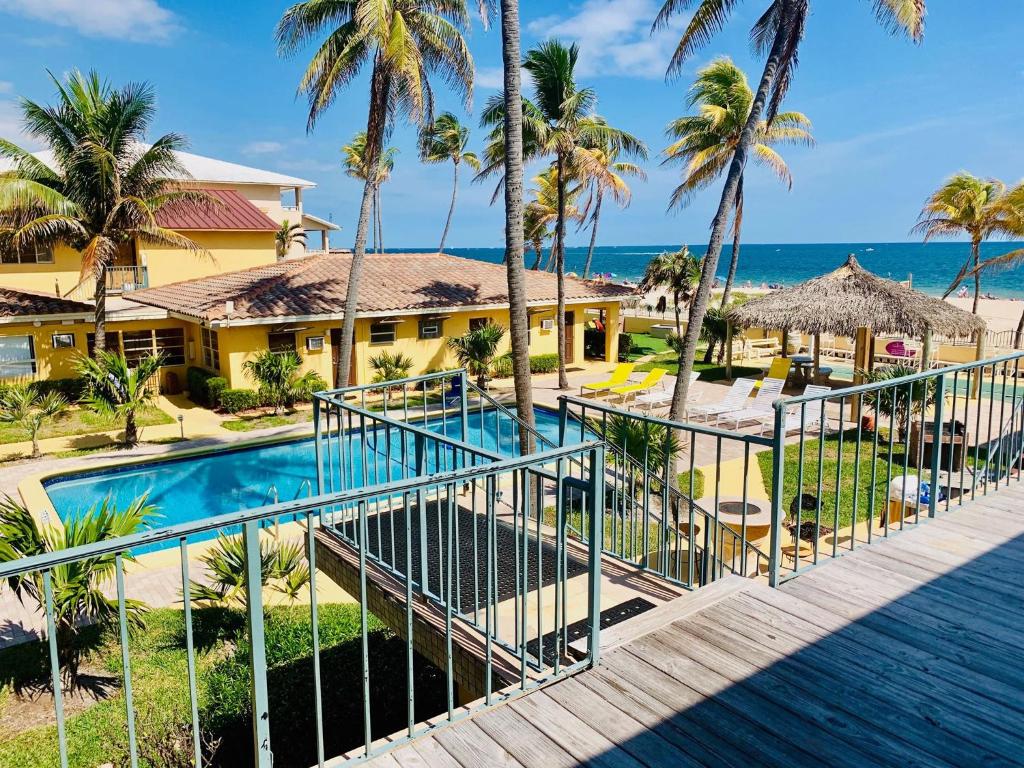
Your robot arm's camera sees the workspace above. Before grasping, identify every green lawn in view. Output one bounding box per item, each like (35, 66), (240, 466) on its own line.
(0, 605), (446, 768)
(221, 410), (311, 432)
(0, 406), (174, 445)
(624, 333), (670, 360)
(756, 428), (914, 530)
(636, 352), (762, 382)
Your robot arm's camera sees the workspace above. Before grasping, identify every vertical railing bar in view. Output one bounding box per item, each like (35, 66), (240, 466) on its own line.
(179, 538), (202, 768)
(851, 395), (863, 548)
(445, 483), (455, 721)
(832, 396), (845, 558)
(43, 570), (68, 768)
(900, 382), (913, 531)
(356, 500), (373, 756)
(793, 403), (806, 574)
(305, 510), (325, 768)
(947, 370), (959, 512)
(115, 554), (139, 768)
(485, 473), (495, 704)
(972, 368), (985, 500)
(403, 489), (415, 736)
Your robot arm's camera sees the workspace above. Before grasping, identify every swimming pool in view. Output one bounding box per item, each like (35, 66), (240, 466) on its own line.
(44, 407), (579, 548)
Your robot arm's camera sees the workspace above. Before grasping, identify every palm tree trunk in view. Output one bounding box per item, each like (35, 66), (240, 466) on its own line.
(971, 238), (981, 315)
(499, 0), (536, 454)
(1015, 307), (1024, 349)
(439, 161), (458, 255)
(31, 434), (40, 459)
(530, 242), (543, 270)
(720, 176), (744, 309)
(376, 188), (384, 255)
(93, 268), (107, 356)
(673, 289), (682, 337)
(668, 0), (800, 421)
(371, 194), (378, 253)
(544, 241), (556, 271)
(555, 153), (569, 390)
(125, 410), (138, 447)
(582, 191), (603, 279)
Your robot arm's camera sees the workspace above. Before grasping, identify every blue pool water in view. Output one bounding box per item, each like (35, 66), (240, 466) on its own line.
(44, 407), (578, 548)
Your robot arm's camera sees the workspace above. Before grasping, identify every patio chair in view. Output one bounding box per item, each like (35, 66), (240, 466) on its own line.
(757, 384), (832, 435)
(633, 371), (699, 411)
(688, 377), (757, 422)
(715, 377), (786, 428)
(609, 368), (668, 403)
(580, 362), (635, 397)
(443, 375), (463, 407)
(755, 356), (793, 388)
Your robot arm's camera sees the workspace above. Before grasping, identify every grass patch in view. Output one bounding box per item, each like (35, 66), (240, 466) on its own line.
(0, 406), (173, 445)
(365, 393), (442, 413)
(624, 333), (670, 359)
(756, 428), (914, 530)
(221, 411), (310, 432)
(636, 352), (762, 382)
(0, 604), (447, 768)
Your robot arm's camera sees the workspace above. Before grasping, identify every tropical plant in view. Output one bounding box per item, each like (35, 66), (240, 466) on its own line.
(0, 493), (155, 687)
(479, 40), (647, 390)
(638, 247), (702, 337)
(275, 219), (306, 260)
(446, 322), (506, 389)
(0, 385), (68, 458)
(653, 0), (926, 421)
(523, 199), (551, 271)
(0, 72), (209, 354)
(859, 363), (936, 439)
(913, 172), (1024, 314)
(664, 57), (813, 307)
(342, 131), (399, 255)
(603, 414), (681, 489)
(526, 166), (584, 271)
(419, 112), (481, 255)
(698, 305), (738, 364)
(76, 350), (162, 447)
(579, 144), (646, 279)
(188, 533), (310, 608)
(369, 350), (414, 402)
(276, 0), (474, 390)
(242, 350), (322, 416)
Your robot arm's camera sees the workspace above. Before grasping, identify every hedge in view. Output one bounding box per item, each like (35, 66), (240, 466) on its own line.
(0, 378), (87, 403)
(187, 367), (227, 407)
(529, 353), (559, 373)
(218, 388), (263, 414)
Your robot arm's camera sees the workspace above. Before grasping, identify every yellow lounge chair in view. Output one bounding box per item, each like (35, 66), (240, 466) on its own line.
(580, 363), (635, 396)
(755, 356), (793, 388)
(610, 368), (668, 401)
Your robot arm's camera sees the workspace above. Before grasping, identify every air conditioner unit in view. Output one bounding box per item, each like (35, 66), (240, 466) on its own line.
(540, 318), (555, 330)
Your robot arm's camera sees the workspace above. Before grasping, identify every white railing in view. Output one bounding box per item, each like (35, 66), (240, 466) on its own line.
(63, 266), (149, 302)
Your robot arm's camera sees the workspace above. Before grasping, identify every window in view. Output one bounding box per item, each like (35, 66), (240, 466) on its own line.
(0, 336), (36, 378)
(369, 322), (396, 344)
(418, 318), (443, 340)
(32, 244), (54, 264)
(122, 330), (155, 364)
(268, 332), (297, 355)
(1, 244), (53, 264)
(469, 318), (488, 332)
(86, 332), (120, 358)
(305, 336), (324, 352)
(155, 328), (186, 365)
(51, 333), (75, 349)
(201, 327), (220, 370)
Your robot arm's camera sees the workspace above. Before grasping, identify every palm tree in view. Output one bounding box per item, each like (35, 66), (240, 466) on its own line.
(0, 70), (208, 354)
(523, 199), (551, 270)
(913, 172), (1024, 314)
(276, 0), (473, 390)
(419, 112), (481, 255)
(653, 0), (926, 421)
(527, 167), (584, 271)
(189, 533), (310, 608)
(638, 247), (702, 337)
(447, 322), (506, 389)
(0, 493), (154, 687)
(579, 144), (646, 279)
(243, 349), (323, 415)
(664, 57), (812, 307)
(0, 385), (68, 458)
(76, 350), (162, 446)
(275, 219), (306, 260)
(480, 40), (646, 389)
(342, 132), (398, 255)
(369, 350), (414, 402)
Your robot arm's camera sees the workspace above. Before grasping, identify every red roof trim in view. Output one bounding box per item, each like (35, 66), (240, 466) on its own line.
(154, 189), (279, 232)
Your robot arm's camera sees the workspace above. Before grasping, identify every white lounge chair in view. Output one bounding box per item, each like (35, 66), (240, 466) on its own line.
(687, 378), (757, 422)
(757, 384), (832, 435)
(715, 377), (786, 428)
(633, 371), (699, 411)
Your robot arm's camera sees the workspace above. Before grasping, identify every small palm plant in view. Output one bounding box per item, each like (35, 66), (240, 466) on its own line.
(242, 350), (323, 416)
(369, 351), (414, 403)
(0, 493), (155, 688)
(603, 414), (681, 490)
(859, 364), (936, 440)
(0, 385), (68, 458)
(275, 219), (306, 260)
(188, 533), (310, 608)
(446, 323), (506, 389)
(76, 350), (162, 447)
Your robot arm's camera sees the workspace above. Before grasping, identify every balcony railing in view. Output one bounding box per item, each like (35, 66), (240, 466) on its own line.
(63, 265), (149, 302)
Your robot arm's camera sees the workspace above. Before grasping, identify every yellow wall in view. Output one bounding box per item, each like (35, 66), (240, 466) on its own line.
(214, 321), (338, 389)
(140, 230), (276, 287)
(0, 246), (86, 296)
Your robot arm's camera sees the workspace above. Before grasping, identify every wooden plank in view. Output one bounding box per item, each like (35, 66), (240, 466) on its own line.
(647, 621), (951, 768)
(735, 589), (1024, 717)
(937, 506), (1024, 537)
(433, 720), (525, 768)
(543, 676), (702, 768)
(473, 703), (578, 768)
(409, 738), (464, 768)
(623, 633), (868, 768)
(926, 516), (1024, 550)
(693, 602), (1023, 765)
(365, 753), (403, 768)
(509, 690), (647, 768)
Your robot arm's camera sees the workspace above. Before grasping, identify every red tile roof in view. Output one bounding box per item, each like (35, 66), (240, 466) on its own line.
(0, 287), (93, 318)
(128, 252), (637, 322)
(154, 189), (278, 231)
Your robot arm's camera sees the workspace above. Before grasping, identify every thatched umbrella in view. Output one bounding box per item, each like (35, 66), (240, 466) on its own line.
(727, 255), (986, 384)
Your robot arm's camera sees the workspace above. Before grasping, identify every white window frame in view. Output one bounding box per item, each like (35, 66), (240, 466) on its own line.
(0, 335), (36, 379)
(418, 319), (443, 340)
(369, 322), (397, 345)
(201, 327), (220, 371)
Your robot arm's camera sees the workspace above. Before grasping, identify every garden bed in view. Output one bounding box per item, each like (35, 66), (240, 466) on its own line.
(0, 406), (174, 445)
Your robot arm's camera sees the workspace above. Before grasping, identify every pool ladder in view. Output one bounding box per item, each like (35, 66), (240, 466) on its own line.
(255, 480), (315, 538)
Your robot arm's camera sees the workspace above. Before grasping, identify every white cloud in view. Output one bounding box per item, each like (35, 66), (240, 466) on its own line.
(242, 140), (285, 156)
(526, 0), (687, 80)
(0, 99), (42, 149)
(474, 66), (505, 90)
(0, 81), (12, 94)
(0, 0), (180, 43)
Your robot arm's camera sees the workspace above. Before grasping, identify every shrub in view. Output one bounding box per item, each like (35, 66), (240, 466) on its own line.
(529, 353), (559, 374)
(617, 333), (635, 361)
(583, 328), (606, 358)
(491, 353), (514, 378)
(186, 367), (226, 408)
(31, 377), (87, 403)
(218, 389), (262, 414)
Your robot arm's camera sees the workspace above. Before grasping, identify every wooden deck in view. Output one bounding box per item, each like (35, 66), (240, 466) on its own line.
(364, 487), (1024, 768)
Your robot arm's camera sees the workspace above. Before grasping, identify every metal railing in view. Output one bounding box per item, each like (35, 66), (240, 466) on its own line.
(766, 349), (1024, 584)
(64, 265), (149, 302)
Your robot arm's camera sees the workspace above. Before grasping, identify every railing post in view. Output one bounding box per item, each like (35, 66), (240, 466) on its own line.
(928, 373), (946, 518)
(587, 444), (605, 666)
(313, 396), (324, 497)
(414, 432), (429, 593)
(459, 370), (470, 464)
(768, 401), (786, 587)
(557, 396), (568, 447)
(243, 520), (273, 768)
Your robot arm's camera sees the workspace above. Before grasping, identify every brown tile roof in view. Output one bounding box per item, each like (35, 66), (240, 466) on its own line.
(154, 189), (278, 231)
(0, 287), (93, 318)
(127, 252), (637, 323)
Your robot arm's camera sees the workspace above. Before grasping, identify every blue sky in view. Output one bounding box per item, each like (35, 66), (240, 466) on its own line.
(0, 0), (1021, 249)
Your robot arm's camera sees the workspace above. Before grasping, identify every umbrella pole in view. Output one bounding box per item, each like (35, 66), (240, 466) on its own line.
(813, 333), (821, 382)
(726, 323), (733, 380)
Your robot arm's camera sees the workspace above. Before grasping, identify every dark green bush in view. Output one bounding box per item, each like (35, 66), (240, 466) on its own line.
(218, 388), (262, 414)
(186, 367), (227, 407)
(529, 353), (559, 374)
(491, 353), (514, 378)
(31, 377), (87, 402)
(584, 328), (606, 358)
(618, 332), (635, 362)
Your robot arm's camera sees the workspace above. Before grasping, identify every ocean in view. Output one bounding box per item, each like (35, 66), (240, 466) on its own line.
(387, 242), (1024, 298)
